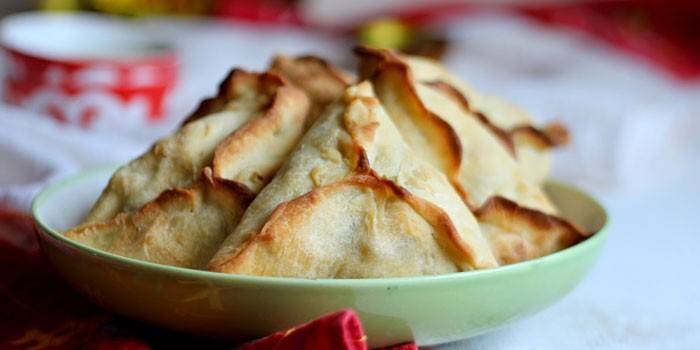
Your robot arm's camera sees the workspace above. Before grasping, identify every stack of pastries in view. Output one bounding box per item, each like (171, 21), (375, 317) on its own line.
(65, 47), (592, 278)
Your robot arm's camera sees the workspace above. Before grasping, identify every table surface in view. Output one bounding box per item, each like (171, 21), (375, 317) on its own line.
(438, 178), (700, 349)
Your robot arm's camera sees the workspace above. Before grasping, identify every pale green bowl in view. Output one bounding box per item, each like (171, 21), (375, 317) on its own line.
(32, 166), (608, 348)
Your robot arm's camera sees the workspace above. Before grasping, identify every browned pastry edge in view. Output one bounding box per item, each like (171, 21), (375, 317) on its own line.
(209, 88), (488, 272)
(424, 80), (569, 154)
(354, 46), (590, 244)
(201, 167), (256, 203)
(424, 80), (517, 156)
(132, 168), (254, 227)
(475, 195), (589, 237)
(356, 45), (568, 155)
(204, 51), (589, 274)
(354, 45), (397, 80)
(272, 55), (354, 87)
(209, 171), (481, 273)
(182, 69), (287, 124)
(210, 79), (309, 183)
(511, 122), (570, 149)
(269, 55), (354, 126)
(66, 167), (255, 240)
(354, 46), (469, 203)
(427, 81), (589, 246)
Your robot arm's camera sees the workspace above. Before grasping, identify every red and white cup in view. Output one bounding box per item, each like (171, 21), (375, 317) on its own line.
(0, 13), (178, 129)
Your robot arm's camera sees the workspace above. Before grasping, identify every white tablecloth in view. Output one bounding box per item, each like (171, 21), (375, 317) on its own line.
(1, 12), (698, 349)
(438, 177), (700, 349)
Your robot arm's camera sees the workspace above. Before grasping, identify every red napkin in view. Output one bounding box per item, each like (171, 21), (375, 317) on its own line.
(0, 208), (416, 349)
(240, 309), (417, 350)
(241, 310), (368, 350)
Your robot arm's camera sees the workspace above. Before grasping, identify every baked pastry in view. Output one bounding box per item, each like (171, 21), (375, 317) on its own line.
(475, 196), (584, 265)
(64, 170), (252, 269)
(65, 49), (593, 274)
(269, 55), (353, 125)
(83, 70), (309, 223)
(64, 70), (310, 268)
(208, 82), (498, 277)
(355, 46), (555, 212)
(355, 46), (586, 264)
(366, 50), (568, 185)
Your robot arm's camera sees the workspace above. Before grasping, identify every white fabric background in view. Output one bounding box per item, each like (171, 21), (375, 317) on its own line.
(0, 12), (698, 349)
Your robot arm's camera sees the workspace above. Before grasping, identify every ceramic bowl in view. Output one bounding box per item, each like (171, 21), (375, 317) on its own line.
(1, 13), (177, 128)
(32, 165), (608, 348)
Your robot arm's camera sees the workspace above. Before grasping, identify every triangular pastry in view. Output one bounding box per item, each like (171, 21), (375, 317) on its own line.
(84, 69), (309, 223)
(65, 50), (593, 273)
(65, 169), (253, 269)
(354, 47), (587, 264)
(269, 55), (353, 126)
(208, 82), (498, 277)
(65, 70), (310, 268)
(474, 196), (585, 265)
(360, 48), (568, 184)
(355, 46), (556, 213)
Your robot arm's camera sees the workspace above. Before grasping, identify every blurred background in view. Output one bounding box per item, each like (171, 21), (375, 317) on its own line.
(1, 0), (699, 211)
(0, 1), (698, 349)
(1, 0), (699, 209)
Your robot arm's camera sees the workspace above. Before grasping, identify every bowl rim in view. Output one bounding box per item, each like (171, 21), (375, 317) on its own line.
(0, 12), (177, 64)
(32, 164), (609, 288)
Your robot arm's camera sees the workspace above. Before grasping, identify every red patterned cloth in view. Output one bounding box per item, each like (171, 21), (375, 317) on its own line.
(0, 209), (415, 349)
(0, 209), (127, 350)
(241, 310), (367, 350)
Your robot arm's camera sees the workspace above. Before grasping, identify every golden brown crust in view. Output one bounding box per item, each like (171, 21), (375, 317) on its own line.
(209, 172), (481, 273)
(474, 195), (588, 264)
(354, 45), (396, 80)
(269, 55), (353, 124)
(356, 46), (565, 214)
(201, 167), (256, 204)
(71, 186), (195, 239)
(367, 174), (479, 267)
(83, 68), (308, 224)
(272, 55), (353, 87)
(73, 169), (254, 236)
(183, 68), (239, 124)
(73, 67), (312, 268)
(475, 195), (586, 236)
(425, 80), (570, 153)
(210, 79), (310, 191)
(207, 82), (498, 274)
(355, 50), (467, 203)
(66, 168), (253, 269)
(355, 45), (567, 154)
(511, 122), (570, 149)
(355, 47), (564, 187)
(352, 145), (372, 175)
(543, 122), (570, 146)
(342, 97), (381, 146)
(425, 80), (517, 156)
(183, 69), (283, 124)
